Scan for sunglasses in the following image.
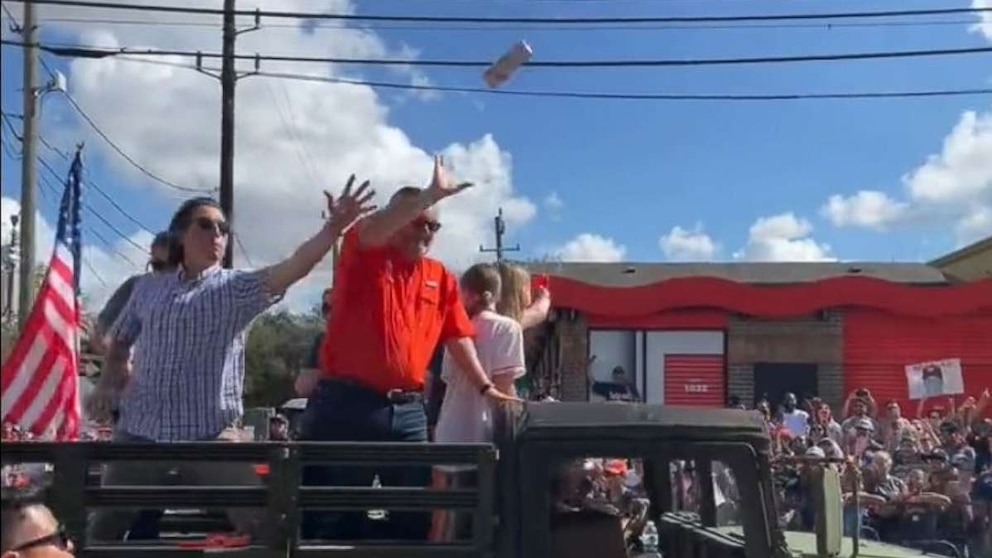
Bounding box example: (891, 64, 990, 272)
(411, 217, 442, 233)
(12, 525, 71, 552)
(193, 216, 230, 236)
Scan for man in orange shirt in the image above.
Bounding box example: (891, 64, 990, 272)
(301, 156, 519, 541)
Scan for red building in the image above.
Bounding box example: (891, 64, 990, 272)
(522, 261, 992, 413)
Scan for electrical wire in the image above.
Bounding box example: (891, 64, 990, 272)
(38, 133, 155, 235)
(37, 168, 140, 271)
(10, 38, 992, 68)
(5, 0, 990, 25)
(37, 155, 148, 256)
(58, 91, 215, 193)
(2, 15, 979, 32)
(118, 55, 992, 102)
(32, 54, 215, 194)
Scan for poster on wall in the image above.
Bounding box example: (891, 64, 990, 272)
(904, 358, 965, 400)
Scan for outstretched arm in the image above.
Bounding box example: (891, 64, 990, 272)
(263, 179, 376, 295)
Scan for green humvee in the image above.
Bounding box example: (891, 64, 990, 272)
(3, 402, 944, 558)
(507, 402, 945, 558)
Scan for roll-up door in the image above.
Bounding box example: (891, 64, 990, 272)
(663, 355, 725, 408)
(843, 309, 992, 413)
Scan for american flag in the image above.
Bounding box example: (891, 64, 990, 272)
(1, 151, 84, 441)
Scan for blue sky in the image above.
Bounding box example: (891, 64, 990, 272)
(1, 0, 990, 307)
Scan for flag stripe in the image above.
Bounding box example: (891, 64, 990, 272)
(1, 152, 83, 440)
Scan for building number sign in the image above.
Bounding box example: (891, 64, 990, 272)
(684, 383, 709, 393)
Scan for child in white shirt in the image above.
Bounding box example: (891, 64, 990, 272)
(431, 263, 526, 541)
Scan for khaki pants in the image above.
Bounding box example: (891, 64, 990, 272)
(86, 427, 262, 543)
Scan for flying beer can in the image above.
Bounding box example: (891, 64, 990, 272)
(483, 40, 533, 88)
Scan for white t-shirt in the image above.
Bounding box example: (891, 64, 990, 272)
(782, 409, 810, 438)
(434, 310, 526, 445)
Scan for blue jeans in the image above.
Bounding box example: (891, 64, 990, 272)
(843, 504, 862, 538)
(300, 379, 430, 541)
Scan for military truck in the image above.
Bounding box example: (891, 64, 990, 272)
(2, 402, 943, 558)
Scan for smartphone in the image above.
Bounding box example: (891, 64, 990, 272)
(532, 273, 550, 291)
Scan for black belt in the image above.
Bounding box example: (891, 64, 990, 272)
(324, 377, 423, 404)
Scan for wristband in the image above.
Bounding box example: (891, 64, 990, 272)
(479, 383, 494, 395)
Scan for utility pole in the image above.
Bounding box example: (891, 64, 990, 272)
(219, 0, 237, 268)
(479, 208, 520, 262)
(18, 0, 39, 331)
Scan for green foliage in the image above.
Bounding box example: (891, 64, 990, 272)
(244, 309, 323, 407)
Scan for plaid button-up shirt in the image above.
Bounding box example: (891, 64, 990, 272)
(111, 266, 275, 441)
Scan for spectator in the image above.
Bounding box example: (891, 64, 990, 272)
(778, 393, 810, 439)
(89, 231, 174, 357)
(300, 158, 518, 542)
(1, 488, 74, 557)
(295, 288, 334, 398)
(86, 184, 373, 542)
(269, 415, 290, 441)
(589, 365, 639, 403)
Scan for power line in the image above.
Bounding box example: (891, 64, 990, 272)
(37, 154, 148, 256)
(57, 89, 214, 194)
(8, 39, 992, 69)
(33, 53, 213, 194)
(4, 107, 158, 236)
(2, 15, 979, 32)
(37, 132, 154, 234)
(36, 167, 141, 269)
(118, 55, 992, 102)
(6, 0, 990, 25)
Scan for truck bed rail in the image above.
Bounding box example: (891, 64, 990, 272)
(2, 441, 498, 558)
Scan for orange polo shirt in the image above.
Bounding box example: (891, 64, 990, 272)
(320, 224, 474, 393)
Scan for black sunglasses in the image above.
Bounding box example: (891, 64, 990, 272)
(12, 525, 71, 552)
(412, 217, 442, 233)
(193, 216, 231, 236)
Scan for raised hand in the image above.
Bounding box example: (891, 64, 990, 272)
(325, 175, 376, 233)
(426, 155, 473, 200)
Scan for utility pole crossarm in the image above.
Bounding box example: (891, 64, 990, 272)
(479, 207, 521, 263)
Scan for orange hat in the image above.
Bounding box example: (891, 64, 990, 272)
(604, 459, 628, 476)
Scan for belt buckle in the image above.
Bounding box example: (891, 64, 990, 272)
(386, 389, 404, 402)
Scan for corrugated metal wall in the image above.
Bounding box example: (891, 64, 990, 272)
(843, 309, 992, 413)
(663, 354, 725, 407)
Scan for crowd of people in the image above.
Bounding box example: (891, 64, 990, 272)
(754, 388, 992, 557)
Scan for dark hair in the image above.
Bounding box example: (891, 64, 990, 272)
(166, 197, 224, 267)
(460, 263, 501, 302)
(1, 487, 48, 552)
(151, 230, 172, 249)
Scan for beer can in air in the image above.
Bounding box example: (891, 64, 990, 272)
(483, 40, 533, 88)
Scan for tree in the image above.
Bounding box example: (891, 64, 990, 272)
(243, 310, 322, 408)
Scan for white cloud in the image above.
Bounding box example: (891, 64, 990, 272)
(972, 0, 992, 42)
(821, 190, 909, 230)
(735, 212, 834, 262)
(822, 109, 992, 246)
(658, 223, 719, 261)
(19, 0, 535, 311)
(543, 192, 564, 211)
(822, 6, 991, 249)
(2, 197, 150, 313)
(554, 233, 626, 262)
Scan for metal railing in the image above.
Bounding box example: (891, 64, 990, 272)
(2, 441, 498, 558)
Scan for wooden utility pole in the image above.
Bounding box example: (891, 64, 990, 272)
(18, 0, 39, 330)
(219, 0, 237, 268)
(479, 208, 520, 262)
